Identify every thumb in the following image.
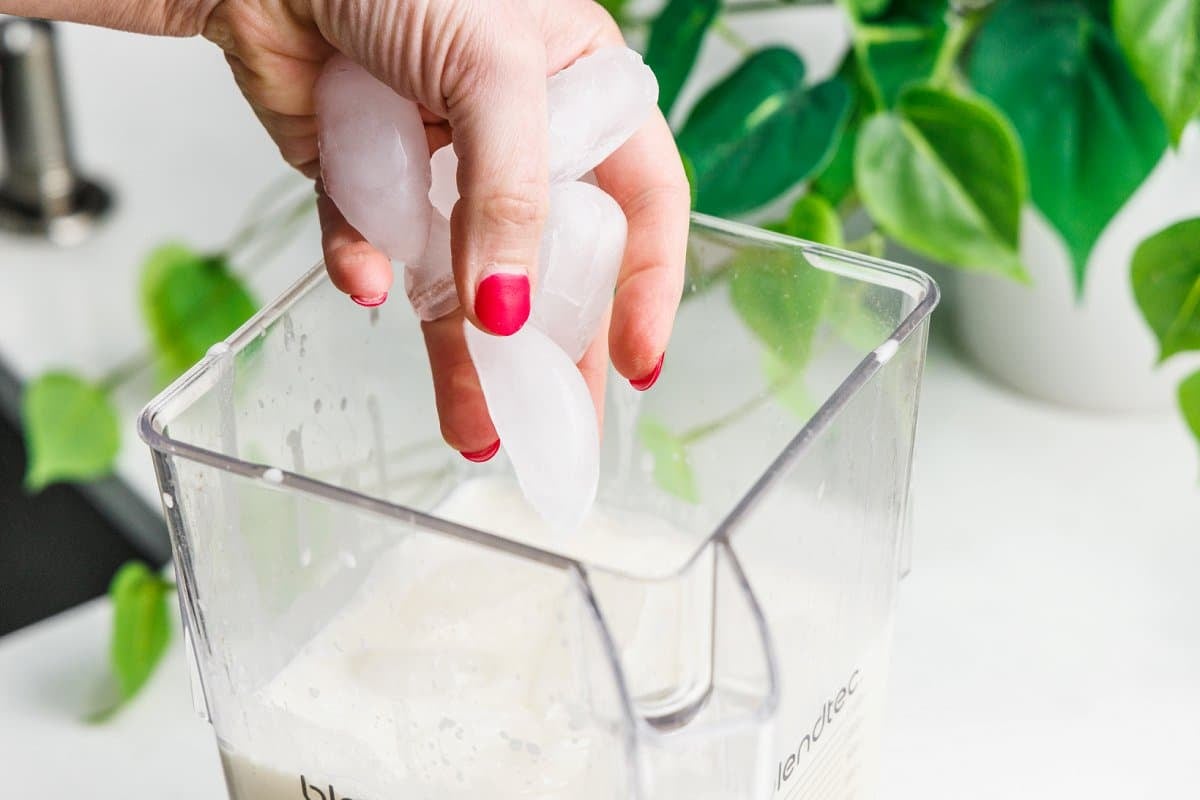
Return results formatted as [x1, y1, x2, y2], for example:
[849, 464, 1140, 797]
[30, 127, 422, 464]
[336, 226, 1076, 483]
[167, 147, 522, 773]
[443, 28, 549, 337]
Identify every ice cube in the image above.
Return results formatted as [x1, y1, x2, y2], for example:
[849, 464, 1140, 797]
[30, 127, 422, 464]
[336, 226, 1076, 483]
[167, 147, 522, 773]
[429, 144, 458, 218]
[425, 46, 657, 213]
[532, 182, 627, 362]
[465, 323, 599, 532]
[316, 54, 432, 264]
[547, 47, 658, 183]
[404, 211, 459, 321]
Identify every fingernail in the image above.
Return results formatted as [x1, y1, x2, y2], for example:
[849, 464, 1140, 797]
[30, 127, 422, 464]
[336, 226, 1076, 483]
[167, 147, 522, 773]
[460, 439, 501, 463]
[630, 354, 664, 391]
[474, 272, 530, 336]
[351, 292, 388, 307]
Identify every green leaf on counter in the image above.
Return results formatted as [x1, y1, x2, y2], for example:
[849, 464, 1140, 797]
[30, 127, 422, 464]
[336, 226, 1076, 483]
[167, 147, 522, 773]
[638, 419, 698, 503]
[1115, 0, 1200, 144]
[771, 194, 845, 247]
[677, 47, 851, 216]
[1130, 217, 1200, 361]
[729, 242, 833, 367]
[855, 85, 1028, 279]
[21, 372, 120, 491]
[762, 350, 817, 419]
[1181, 370, 1200, 452]
[109, 561, 172, 702]
[969, 0, 1167, 293]
[645, 0, 721, 117]
[140, 243, 257, 383]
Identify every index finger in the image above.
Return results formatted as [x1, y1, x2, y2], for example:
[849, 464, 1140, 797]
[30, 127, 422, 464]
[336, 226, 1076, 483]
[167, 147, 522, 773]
[593, 110, 691, 388]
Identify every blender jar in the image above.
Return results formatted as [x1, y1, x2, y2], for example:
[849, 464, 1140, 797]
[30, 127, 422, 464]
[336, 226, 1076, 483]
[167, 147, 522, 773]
[140, 213, 937, 799]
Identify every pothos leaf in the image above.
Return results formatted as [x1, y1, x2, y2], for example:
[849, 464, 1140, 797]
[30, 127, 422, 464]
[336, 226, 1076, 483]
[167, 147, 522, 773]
[1115, 0, 1200, 144]
[729, 241, 834, 368]
[645, 0, 722, 117]
[21, 372, 120, 491]
[1180, 370, 1200, 455]
[1130, 217, 1200, 361]
[109, 561, 172, 702]
[677, 47, 851, 216]
[855, 85, 1028, 279]
[769, 194, 845, 247]
[969, 0, 1167, 293]
[140, 243, 257, 383]
[638, 418, 698, 503]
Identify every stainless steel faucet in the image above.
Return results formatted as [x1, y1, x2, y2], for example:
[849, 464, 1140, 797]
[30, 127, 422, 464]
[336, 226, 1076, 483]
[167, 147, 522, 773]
[0, 16, 112, 245]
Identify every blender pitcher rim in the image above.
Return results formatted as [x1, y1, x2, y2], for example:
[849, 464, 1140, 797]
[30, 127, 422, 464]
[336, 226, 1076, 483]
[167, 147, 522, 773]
[136, 213, 940, 584]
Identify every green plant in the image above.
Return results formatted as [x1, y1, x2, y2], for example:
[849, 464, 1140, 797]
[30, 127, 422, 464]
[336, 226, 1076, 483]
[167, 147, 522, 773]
[623, 0, 1200, 476]
[18, 176, 313, 713]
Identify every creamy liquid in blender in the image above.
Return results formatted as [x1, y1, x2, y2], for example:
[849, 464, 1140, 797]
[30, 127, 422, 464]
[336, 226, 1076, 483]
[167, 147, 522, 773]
[216, 477, 697, 799]
[215, 477, 888, 800]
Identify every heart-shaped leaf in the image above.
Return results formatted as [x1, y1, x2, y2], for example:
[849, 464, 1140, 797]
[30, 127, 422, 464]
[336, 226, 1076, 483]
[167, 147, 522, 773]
[677, 47, 851, 216]
[767, 193, 845, 247]
[140, 244, 257, 383]
[638, 419, 698, 503]
[1180, 370, 1200, 452]
[855, 85, 1028, 279]
[645, 0, 721, 117]
[856, 0, 949, 107]
[109, 561, 172, 702]
[1115, 0, 1200, 144]
[969, 0, 1167, 293]
[729, 241, 833, 367]
[1131, 217, 1200, 361]
[22, 372, 120, 491]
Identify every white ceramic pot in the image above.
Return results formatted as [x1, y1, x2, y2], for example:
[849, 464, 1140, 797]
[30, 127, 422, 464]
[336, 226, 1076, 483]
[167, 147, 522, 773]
[950, 123, 1200, 413]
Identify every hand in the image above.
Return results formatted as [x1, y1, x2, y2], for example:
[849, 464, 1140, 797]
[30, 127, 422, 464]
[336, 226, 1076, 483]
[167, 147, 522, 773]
[22, 0, 690, 459]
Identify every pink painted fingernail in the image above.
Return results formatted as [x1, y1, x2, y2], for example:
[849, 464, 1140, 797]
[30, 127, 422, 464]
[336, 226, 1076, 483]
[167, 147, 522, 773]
[351, 292, 388, 307]
[474, 273, 530, 336]
[630, 354, 665, 391]
[460, 439, 501, 463]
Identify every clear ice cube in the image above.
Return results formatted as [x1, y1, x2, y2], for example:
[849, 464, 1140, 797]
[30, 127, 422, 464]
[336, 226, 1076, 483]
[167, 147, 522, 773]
[532, 182, 627, 362]
[464, 323, 599, 532]
[316, 55, 432, 264]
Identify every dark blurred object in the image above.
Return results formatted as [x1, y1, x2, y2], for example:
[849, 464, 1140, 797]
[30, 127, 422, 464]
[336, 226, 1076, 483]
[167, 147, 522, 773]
[0, 16, 112, 245]
[0, 358, 165, 636]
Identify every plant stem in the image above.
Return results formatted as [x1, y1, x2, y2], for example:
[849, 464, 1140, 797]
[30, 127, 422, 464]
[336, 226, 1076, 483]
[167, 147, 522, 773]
[930, 7, 986, 88]
[713, 18, 753, 55]
[224, 187, 315, 259]
[99, 350, 154, 392]
[678, 369, 802, 445]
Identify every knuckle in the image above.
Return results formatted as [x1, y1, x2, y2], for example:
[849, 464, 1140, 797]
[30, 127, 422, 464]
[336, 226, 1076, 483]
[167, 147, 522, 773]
[479, 188, 548, 232]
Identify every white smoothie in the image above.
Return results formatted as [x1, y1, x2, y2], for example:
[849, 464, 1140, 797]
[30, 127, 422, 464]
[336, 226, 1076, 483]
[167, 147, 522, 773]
[211, 477, 890, 800]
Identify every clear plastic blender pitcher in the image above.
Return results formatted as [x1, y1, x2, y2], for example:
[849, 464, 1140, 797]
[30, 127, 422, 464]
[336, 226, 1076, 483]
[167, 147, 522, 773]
[140, 214, 937, 800]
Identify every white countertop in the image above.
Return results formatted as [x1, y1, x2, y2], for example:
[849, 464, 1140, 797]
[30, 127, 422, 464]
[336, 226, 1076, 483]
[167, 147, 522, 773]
[2, 13, 1199, 800]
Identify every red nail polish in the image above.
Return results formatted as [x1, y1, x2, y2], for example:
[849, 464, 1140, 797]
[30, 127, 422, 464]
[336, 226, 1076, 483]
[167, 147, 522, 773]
[630, 354, 664, 391]
[474, 273, 530, 336]
[460, 439, 501, 463]
[351, 292, 388, 307]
